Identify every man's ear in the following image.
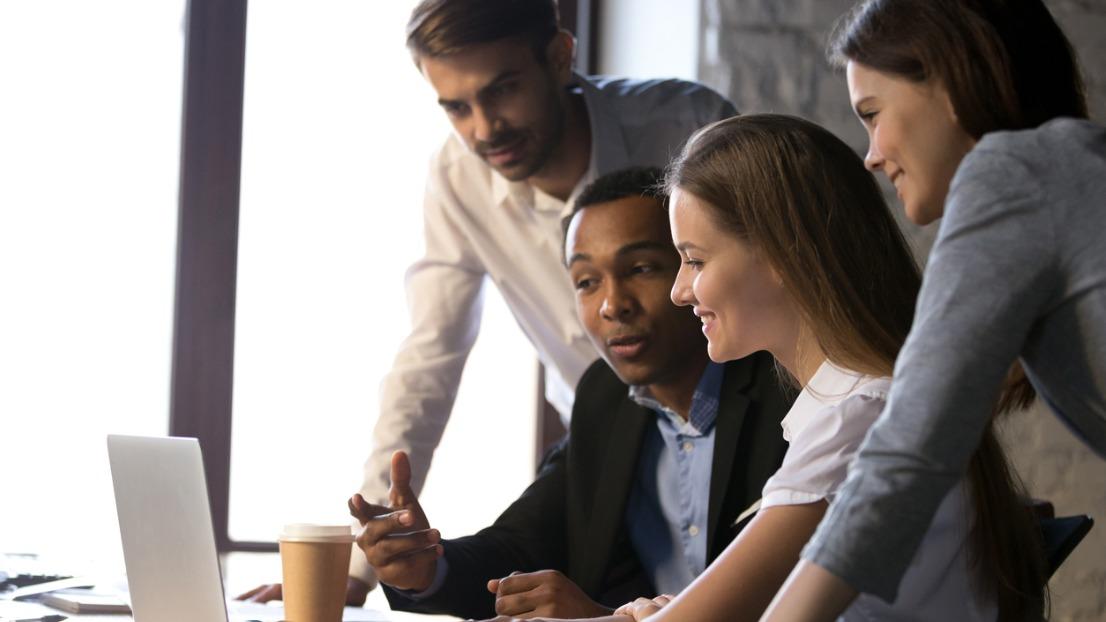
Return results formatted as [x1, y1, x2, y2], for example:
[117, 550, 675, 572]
[544, 29, 577, 85]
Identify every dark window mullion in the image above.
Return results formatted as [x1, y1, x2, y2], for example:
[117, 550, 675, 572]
[169, 0, 252, 553]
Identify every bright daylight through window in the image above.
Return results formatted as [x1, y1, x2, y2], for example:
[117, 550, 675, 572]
[0, 1, 185, 570]
[230, 1, 538, 545]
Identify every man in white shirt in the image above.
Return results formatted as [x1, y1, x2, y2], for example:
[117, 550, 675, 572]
[241, 0, 736, 605]
[358, 0, 738, 599]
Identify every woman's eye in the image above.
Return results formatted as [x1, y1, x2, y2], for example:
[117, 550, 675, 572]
[574, 277, 595, 290]
[683, 259, 703, 269]
[631, 263, 655, 275]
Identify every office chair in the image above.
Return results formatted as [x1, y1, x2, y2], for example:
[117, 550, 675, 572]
[1039, 514, 1094, 578]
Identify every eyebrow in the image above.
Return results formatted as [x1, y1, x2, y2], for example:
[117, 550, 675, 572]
[566, 240, 673, 267]
[674, 241, 704, 253]
[617, 240, 673, 256]
[437, 69, 523, 107]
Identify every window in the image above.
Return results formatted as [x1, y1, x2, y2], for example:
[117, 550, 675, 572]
[227, 1, 538, 544]
[0, 1, 185, 569]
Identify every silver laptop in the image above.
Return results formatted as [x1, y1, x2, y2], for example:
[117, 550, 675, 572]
[106, 435, 385, 622]
[107, 435, 239, 622]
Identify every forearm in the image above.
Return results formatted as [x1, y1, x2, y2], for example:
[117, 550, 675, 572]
[758, 560, 857, 622]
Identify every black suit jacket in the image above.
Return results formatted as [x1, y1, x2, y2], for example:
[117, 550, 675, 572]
[384, 351, 792, 619]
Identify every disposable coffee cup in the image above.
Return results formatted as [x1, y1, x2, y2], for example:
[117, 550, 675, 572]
[279, 524, 355, 622]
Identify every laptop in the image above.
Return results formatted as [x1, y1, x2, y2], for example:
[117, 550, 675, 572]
[106, 435, 386, 622]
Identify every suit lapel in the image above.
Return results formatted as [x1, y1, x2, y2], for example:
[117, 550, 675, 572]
[577, 395, 649, 594]
[706, 360, 753, 556]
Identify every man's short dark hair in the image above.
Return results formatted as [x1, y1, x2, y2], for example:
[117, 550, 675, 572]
[563, 166, 667, 241]
[407, 0, 560, 62]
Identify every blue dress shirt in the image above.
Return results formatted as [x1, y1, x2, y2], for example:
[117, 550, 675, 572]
[625, 362, 724, 595]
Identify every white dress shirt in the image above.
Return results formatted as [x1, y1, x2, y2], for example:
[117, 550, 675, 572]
[762, 361, 996, 621]
[352, 74, 735, 583]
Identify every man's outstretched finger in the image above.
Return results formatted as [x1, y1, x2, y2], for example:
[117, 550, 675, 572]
[388, 450, 417, 508]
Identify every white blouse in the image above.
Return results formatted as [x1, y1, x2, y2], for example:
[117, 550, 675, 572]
[762, 362, 996, 621]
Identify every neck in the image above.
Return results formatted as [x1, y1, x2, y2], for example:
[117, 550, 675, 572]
[528, 92, 591, 201]
[645, 354, 710, 421]
[774, 327, 826, 388]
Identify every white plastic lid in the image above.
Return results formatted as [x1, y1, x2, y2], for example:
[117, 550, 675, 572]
[279, 524, 355, 542]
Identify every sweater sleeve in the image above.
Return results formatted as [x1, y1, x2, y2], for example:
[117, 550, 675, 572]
[801, 145, 1058, 602]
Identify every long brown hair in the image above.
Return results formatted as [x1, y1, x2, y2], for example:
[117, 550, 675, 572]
[828, 0, 1087, 139]
[666, 114, 1046, 620]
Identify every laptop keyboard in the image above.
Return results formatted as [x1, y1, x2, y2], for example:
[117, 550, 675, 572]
[0, 554, 72, 594]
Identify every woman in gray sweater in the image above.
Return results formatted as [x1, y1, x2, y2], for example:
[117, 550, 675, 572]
[763, 1, 1104, 620]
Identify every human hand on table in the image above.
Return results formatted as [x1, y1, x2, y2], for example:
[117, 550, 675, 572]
[235, 576, 370, 606]
[348, 450, 442, 592]
[486, 569, 612, 618]
[613, 594, 674, 620]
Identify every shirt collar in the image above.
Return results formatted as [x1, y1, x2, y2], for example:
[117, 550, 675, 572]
[780, 361, 871, 442]
[629, 362, 725, 435]
[490, 73, 631, 211]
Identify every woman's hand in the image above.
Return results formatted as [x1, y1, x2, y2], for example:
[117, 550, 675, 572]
[613, 594, 675, 620]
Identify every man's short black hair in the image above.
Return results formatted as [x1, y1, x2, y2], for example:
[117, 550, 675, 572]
[563, 166, 667, 242]
[407, 0, 560, 62]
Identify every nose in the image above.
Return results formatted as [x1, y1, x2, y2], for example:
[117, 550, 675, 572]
[670, 264, 695, 307]
[600, 280, 636, 322]
[471, 105, 499, 143]
[864, 138, 884, 172]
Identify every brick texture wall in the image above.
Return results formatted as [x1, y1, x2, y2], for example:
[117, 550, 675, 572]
[697, 1, 1106, 619]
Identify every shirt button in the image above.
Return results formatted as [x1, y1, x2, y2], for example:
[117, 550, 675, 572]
[688, 525, 700, 537]
[682, 441, 694, 453]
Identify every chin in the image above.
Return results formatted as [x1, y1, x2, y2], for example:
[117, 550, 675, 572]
[705, 342, 731, 364]
[904, 195, 946, 226]
[491, 163, 532, 182]
[606, 361, 663, 388]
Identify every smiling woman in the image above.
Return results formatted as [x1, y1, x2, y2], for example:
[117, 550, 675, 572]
[764, 2, 1101, 620]
[846, 65, 976, 225]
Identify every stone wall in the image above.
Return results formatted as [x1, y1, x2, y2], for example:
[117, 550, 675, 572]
[697, 1, 1106, 619]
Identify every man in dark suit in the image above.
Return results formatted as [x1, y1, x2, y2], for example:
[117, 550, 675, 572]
[348, 168, 791, 619]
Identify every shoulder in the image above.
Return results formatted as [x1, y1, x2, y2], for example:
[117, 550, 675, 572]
[800, 375, 889, 443]
[575, 356, 628, 413]
[585, 74, 735, 121]
[760, 374, 889, 508]
[956, 118, 1105, 194]
[973, 117, 1104, 160]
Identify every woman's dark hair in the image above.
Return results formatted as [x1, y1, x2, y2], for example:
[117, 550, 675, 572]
[666, 114, 1048, 621]
[829, 0, 1087, 139]
[407, 0, 560, 63]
